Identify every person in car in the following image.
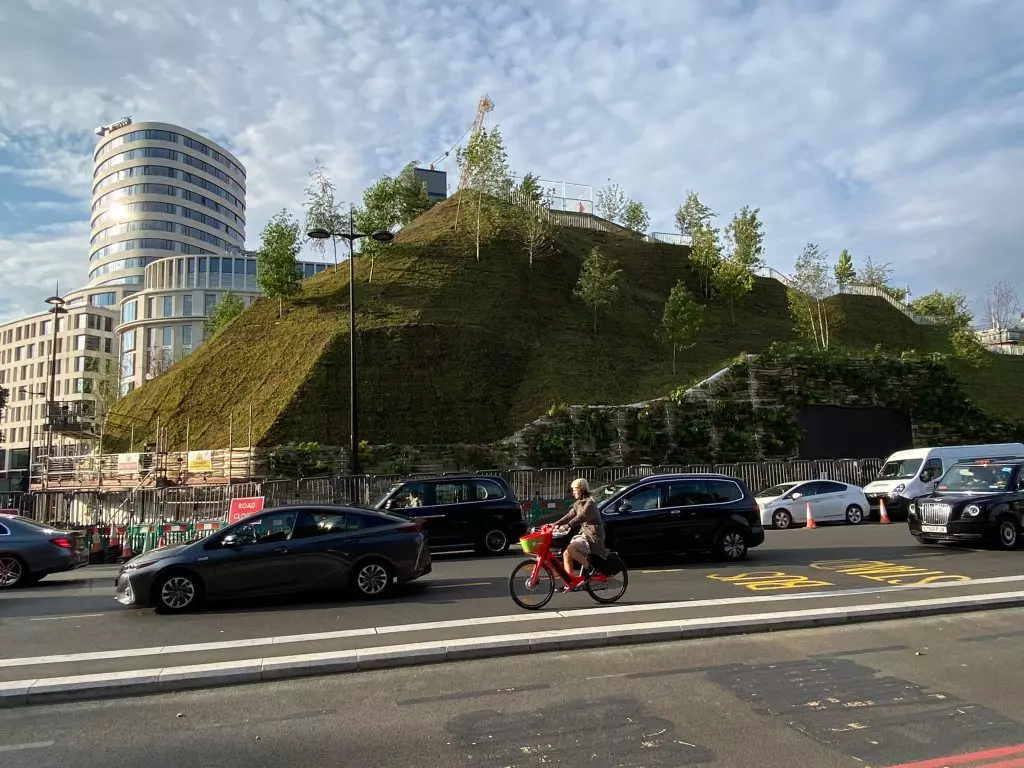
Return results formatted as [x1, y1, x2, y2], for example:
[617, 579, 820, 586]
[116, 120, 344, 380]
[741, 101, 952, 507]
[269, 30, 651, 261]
[553, 478, 608, 590]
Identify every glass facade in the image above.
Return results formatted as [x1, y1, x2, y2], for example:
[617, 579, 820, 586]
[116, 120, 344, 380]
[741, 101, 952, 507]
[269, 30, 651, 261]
[94, 128, 246, 179]
[92, 166, 243, 210]
[92, 184, 245, 225]
[91, 201, 244, 242]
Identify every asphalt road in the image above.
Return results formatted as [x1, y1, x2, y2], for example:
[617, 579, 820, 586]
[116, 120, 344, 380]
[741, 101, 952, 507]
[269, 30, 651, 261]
[4, 607, 1024, 767]
[1, 523, 1020, 662]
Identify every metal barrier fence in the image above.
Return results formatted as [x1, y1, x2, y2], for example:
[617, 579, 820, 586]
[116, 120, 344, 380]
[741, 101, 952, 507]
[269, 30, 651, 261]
[25, 458, 885, 528]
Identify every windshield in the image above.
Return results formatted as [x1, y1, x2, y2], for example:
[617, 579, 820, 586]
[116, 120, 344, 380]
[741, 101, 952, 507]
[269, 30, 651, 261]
[877, 459, 923, 481]
[936, 463, 1017, 493]
[372, 484, 402, 509]
[592, 476, 646, 505]
[757, 483, 798, 498]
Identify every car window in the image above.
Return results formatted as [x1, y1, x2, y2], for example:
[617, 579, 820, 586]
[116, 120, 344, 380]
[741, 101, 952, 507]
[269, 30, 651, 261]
[706, 480, 744, 503]
[665, 480, 713, 506]
[388, 482, 429, 509]
[623, 484, 663, 510]
[0, 523, 9, 536]
[920, 458, 943, 482]
[819, 481, 848, 494]
[434, 481, 472, 505]
[231, 511, 297, 545]
[472, 479, 506, 501]
[295, 510, 392, 537]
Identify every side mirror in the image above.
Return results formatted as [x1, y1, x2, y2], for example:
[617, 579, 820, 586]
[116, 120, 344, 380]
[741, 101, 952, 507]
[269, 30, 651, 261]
[932, 481, 941, 491]
[384, 499, 393, 511]
[221, 534, 240, 548]
[790, 492, 802, 500]
[617, 501, 632, 514]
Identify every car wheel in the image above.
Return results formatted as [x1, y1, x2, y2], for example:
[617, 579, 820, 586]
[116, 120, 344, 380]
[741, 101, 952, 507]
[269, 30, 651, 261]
[0, 555, 27, 589]
[478, 528, 510, 556]
[153, 570, 204, 614]
[772, 509, 793, 530]
[717, 528, 749, 562]
[351, 560, 393, 599]
[845, 504, 865, 525]
[994, 517, 1020, 551]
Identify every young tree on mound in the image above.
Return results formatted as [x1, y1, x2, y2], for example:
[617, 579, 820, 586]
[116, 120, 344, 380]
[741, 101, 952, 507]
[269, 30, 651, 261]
[596, 181, 627, 223]
[674, 190, 715, 241]
[712, 254, 753, 324]
[911, 289, 989, 367]
[575, 247, 624, 335]
[787, 242, 843, 350]
[724, 205, 765, 272]
[257, 209, 302, 319]
[859, 255, 908, 302]
[984, 280, 1020, 331]
[455, 126, 513, 259]
[203, 290, 246, 339]
[689, 221, 723, 300]
[834, 249, 856, 288]
[355, 161, 433, 282]
[302, 161, 345, 267]
[621, 199, 651, 234]
[512, 174, 552, 268]
[658, 281, 704, 374]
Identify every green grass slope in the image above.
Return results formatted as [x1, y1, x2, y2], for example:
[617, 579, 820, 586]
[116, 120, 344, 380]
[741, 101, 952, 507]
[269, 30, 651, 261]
[104, 194, 1024, 451]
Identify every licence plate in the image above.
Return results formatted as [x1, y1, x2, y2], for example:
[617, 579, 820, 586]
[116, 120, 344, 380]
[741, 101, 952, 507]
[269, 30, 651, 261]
[921, 524, 947, 534]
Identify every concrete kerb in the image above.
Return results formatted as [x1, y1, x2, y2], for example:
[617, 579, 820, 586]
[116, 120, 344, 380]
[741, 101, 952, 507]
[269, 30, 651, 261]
[4, 590, 1024, 709]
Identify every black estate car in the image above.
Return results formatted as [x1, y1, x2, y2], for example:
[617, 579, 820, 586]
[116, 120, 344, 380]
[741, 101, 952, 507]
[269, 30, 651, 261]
[374, 475, 526, 555]
[115, 504, 431, 613]
[593, 473, 765, 561]
[908, 459, 1024, 550]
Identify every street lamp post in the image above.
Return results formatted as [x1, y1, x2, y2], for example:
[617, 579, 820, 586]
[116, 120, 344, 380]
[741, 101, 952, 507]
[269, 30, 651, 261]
[44, 293, 68, 464]
[307, 210, 394, 480]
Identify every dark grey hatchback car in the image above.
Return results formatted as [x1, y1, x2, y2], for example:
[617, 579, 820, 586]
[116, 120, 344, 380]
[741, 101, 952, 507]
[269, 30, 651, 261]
[114, 504, 431, 613]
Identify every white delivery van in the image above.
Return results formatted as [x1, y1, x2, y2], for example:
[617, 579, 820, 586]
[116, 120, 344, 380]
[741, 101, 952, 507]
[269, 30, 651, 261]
[862, 443, 1024, 520]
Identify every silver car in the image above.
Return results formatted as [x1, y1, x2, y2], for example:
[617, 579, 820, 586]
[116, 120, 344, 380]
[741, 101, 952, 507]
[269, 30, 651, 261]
[0, 514, 89, 588]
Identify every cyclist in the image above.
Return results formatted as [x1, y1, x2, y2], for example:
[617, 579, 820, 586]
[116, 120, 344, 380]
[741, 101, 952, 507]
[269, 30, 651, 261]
[553, 477, 608, 591]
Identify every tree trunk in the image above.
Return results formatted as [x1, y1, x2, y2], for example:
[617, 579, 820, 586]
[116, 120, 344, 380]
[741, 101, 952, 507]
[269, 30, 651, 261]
[593, 306, 598, 335]
[278, 296, 283, 319]
[672, 344, 677, 375]
[475, 190, 482, 261]
[369, 254, 375, 285]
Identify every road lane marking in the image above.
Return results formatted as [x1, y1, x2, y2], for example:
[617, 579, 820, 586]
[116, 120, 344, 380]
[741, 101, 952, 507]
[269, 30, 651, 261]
[425, 581, 490, 589]
[29, 613, 107, 621]
[809, 558, 972, 586]
[2, 575, 1023, 669]
[707, 570, 835, 591]
[0, 742, 55, 753]
[884, 741, 1024, 768]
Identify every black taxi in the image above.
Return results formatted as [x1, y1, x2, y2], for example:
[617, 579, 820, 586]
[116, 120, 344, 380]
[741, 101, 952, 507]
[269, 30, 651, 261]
[908, 458, 1024, 550]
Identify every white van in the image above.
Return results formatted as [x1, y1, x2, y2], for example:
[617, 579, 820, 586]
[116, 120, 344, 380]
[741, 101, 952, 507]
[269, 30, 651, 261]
[862, 443, 1024, 519]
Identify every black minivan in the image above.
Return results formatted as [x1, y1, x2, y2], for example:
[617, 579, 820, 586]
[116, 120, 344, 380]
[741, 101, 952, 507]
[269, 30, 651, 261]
[374, 475, 526, 555]
[594, 473, 765, 561]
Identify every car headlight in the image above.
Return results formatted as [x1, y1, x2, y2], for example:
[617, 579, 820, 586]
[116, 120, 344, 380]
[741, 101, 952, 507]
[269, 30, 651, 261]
[908, 502, 917, 515]
[964, 504, 982, 517]
[893, 484, 906, 495]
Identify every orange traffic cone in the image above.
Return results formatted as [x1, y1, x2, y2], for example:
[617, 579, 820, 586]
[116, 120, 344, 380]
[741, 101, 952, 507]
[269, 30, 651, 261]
[121, 536, 134, 561]
[90, 527, 103, 556]
[879, 498, 891, 524]
[805, 501, 817, 529]
[157, 535, 167, 548]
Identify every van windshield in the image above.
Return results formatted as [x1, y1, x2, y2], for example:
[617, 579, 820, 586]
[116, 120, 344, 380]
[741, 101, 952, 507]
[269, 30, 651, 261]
[877, 459, 923, 481]
[936, 464, 1017, 493]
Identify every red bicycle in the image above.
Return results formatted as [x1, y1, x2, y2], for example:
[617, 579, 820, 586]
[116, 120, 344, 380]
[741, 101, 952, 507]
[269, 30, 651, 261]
[509, 524, 629, 610]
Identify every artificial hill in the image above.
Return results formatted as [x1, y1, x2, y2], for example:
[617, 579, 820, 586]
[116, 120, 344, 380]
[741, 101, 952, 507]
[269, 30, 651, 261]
[103, 193, 1024, 454]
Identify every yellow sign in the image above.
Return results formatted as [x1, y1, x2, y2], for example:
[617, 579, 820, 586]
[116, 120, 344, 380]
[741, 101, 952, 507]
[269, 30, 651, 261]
[707, 570, 835, 591]
[809, 558, 971, 586]
[186, 450, 214, 473]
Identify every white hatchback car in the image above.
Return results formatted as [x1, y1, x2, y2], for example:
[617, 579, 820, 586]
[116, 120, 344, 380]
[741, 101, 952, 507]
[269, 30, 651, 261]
[755, 480, 871, 529]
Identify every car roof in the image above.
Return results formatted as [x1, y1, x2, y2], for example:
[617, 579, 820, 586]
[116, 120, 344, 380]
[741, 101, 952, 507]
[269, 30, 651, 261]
[396, 475, 507, 483]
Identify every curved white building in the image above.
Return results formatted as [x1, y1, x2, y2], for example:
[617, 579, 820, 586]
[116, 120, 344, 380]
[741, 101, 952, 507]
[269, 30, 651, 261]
[89, 121, 247, 289]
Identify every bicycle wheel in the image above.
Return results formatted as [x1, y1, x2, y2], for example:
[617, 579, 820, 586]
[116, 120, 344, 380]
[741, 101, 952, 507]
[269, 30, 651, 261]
[509, 558, 556, 610]
[585, 564, 629, 604]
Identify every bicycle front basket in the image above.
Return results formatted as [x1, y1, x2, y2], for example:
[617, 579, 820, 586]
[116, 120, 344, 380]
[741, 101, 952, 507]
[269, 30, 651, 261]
[519, 530, 551, 556]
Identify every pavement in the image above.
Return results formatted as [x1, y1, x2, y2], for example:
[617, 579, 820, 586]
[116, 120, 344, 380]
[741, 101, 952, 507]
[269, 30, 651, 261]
[4, 608, 1024, 767]
[3, 522, 1024, 707]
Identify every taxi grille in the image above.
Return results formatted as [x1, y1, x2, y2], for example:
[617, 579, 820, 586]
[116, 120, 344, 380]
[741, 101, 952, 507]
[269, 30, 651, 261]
[919, 502, 951, 525]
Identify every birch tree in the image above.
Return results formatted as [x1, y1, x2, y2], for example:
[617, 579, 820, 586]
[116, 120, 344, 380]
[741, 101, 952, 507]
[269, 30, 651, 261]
[787, 242, 843, 350]
[574, 247, 624, 335]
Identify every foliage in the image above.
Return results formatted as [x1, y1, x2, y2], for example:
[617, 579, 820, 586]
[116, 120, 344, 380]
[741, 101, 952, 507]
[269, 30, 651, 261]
[673, 190, 715, 240]
[787, 242, 843, 350]
[268, 440, 332, 478]
[515, 173, 545, 206]
[859, 255, 908, 302]
[94, 358, 122, 418]
[688, 222, 723, 299]
[455, 126, 512, 196]
[724, 205, 765, 271]
[302, 161, 345, 259]
[575, 408, 616, 450]
[354, 161, 431, 282]
[203, 290, 246, 339]
[257, 209, 302, 318]
[834, 249, 856, 287]
[595, 181, 627, 223]
[984, 281, 1020, 330]
[658, 281, 704, 374]
[621, 199, 650, 234]
[950, 326, 989, 367]
[515, 192, 552, 268]
[574, 247, 624, 334]
[712, 255, 754, 324]
[910, 290, 973, 328]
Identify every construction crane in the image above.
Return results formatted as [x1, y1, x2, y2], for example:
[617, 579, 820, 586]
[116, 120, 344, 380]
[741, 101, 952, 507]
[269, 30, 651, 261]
[429, 95, 495, 188]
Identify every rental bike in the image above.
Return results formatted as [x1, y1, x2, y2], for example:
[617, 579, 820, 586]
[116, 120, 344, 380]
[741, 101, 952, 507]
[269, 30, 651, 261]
[508, 524, 629, 610]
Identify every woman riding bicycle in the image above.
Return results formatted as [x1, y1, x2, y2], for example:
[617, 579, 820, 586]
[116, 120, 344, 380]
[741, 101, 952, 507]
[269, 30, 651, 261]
[553, 478, 608, 590]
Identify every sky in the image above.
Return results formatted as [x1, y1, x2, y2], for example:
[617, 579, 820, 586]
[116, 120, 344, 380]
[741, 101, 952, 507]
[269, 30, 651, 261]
[1, 0, 1022, 324]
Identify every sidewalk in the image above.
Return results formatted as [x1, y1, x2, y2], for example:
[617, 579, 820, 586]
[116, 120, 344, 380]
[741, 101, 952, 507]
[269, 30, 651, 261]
[3, 577, 1024, 708]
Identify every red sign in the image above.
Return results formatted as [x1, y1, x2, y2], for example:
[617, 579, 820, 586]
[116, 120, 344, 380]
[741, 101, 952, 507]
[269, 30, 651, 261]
[227, 496, 265, 524]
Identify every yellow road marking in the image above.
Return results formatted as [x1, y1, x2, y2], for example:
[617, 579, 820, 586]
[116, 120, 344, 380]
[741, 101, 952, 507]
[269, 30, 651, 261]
[809, 558, 971, 586]
[707, 570, 835, 591]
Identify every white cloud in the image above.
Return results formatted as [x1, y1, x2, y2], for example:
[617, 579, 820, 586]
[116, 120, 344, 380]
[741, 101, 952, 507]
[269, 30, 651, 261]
[0, 0, 1022, 322]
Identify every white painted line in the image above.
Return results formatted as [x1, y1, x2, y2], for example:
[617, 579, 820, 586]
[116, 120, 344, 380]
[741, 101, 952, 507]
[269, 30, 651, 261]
[4, 589, 1024, 708]
[29, 613, 107, 622]
[0, 741, 55, 752]
[1, 575, 1022, 670]
[425, 581, 491, 589]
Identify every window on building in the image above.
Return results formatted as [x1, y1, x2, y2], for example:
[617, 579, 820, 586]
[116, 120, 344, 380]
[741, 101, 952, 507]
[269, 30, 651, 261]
[105, 337, 112, 354]
[146, 297, 154, 319]
[182, 325, 193, 350]
[204, 293, 216, 316]
[183, 294, 193, 316]
[187, 258, 196, 287]
[122, 300, 137, 323]
[162, 326, 173, 347]
[123, 329, 136, 352]
[209, 257, 220, 288]
[163, 296, 173, 317]
[121, 352, 136, 377]
[75, 378, 94, 394]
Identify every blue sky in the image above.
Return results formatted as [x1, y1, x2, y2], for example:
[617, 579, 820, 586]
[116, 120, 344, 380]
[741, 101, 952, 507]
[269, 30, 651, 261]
[1, 0, 1022, 323]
